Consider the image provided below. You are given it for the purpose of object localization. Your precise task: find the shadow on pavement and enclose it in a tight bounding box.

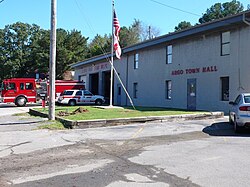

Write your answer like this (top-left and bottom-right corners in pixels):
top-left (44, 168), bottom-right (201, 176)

top-left (0, 120), bottom-right (46, 126)
top-left (0, 103), bottom-right (41, 108)
top-left (203, 122), bottom-right (250, 137)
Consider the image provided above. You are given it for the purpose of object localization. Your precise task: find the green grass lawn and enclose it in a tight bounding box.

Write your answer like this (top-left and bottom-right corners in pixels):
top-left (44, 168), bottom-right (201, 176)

top-left (36, 106), bottom-right (206, 121)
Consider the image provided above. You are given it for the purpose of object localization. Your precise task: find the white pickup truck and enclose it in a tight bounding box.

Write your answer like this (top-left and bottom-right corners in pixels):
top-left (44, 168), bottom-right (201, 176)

top-left (57, 90), bottom-right (105, 106)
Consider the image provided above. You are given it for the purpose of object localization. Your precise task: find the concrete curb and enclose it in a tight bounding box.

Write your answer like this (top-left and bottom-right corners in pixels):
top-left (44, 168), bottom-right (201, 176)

top-left (29, 109), bottom-right (224, 129)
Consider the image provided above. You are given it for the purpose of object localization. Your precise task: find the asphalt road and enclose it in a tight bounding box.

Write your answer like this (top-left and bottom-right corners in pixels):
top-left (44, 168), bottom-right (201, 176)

top-left (1, 112), bottom-right (250, 187)
top-left (0, 103), bottom-right (42, 116)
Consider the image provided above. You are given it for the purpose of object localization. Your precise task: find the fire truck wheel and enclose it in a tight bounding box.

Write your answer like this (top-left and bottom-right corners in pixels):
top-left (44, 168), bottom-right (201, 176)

top-left (68, 99), bottom-right (76, 106)
top-left (95, 99), bottom-right (103, 106)
top-left (15, 96), bottom-right (27, 107)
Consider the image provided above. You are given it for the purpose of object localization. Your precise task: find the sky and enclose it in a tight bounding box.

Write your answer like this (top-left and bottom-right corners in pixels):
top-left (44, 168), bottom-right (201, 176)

top-left (0, 0), bottom-right (249, 42)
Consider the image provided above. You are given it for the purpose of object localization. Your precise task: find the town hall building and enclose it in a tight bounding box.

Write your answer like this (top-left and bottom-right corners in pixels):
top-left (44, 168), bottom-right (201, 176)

top-left (72, 10), bottom-right (250, 113)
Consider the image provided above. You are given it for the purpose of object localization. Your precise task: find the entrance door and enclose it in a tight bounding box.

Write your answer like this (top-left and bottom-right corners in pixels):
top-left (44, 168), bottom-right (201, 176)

top-left (187, 79), bottom-right (196, 110)
top-left (102, 71), bottom-right (111, 98)
top-left (89, 73), bottom-right (99, 95)
top-left (117, 84), bottom-right (121, 106)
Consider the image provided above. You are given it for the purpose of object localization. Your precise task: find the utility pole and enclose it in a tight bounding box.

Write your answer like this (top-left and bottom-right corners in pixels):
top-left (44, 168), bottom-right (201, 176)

top-left (49, 0), bottom-right (57, 120)
top-left (148, 26), bottom-right (151, 40)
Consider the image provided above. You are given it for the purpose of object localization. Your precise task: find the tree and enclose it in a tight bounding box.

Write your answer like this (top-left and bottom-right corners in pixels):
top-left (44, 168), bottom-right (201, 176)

top-left (174, 21), bottom-right (193, 32)
top-left (120, 19), bottom-right (160, 43)
top-left (87, 19), bottom-right (161, 57)
top-left (87, 20), bottom-right (143, 57)
top-left (56, 29), bottom-right (88, 79)
top-left (0, 22), bottom-right (43, 80)
top-left (199, 0), bottom-right (244, 24)
top-left (87, 34), bottom-right (111, 58)
top-left (0, 22), bottom-right (89, 81)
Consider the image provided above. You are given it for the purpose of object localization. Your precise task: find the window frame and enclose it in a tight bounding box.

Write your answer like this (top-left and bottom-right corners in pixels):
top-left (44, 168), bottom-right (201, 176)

top-left (75, 91), bottom-right (83, 96)
top-left (221, 31), bottom-right (230, 56)
top-left (7, 82), bottom-right (16, 90)
top-left (165, 80), bottom-right (172, 100)
top-left (84, 90), bottom-right (93, 96)
top-left (166, 45), bottom-right (172, 64)
top-left (62, 91), bottom-right (74, 96)
top-left (134, 53), bottom-right (139, 69)
top-left (25, 82), bottom-right (33, 90)
top-left (133, 82), bottom-right (138, 99)
top-left (221, 77), bottom-right (229, 101)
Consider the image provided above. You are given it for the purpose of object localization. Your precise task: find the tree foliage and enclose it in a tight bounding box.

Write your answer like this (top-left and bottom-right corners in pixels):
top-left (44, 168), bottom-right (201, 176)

top-left (0, 22), bottom-right (88, 81)
top-left (0, 22), bottom-right (44, 80)
top-left (174, 0), bottom-right (245, 31)
top-left (0, 19), bottom-right (160, 81)
top-left (87, 34), bottom-right (111, 58)
top-left (87, 19), bottom-right (161, 57)
top-left (87, 19), bottom-right (142, 57)
top-left (56, 29), bottom-right (88, 79)
top-left (174, 21), bottom-right (193, 32)
top-left (199, 0), bottom-right (244, 24)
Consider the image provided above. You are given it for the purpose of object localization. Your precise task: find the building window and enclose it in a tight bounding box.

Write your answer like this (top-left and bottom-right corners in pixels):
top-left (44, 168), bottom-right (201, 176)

top-left (221, 31), bottom-right (230, 56)
top-left (133, 82), bottom-right (138, 98)
top-left (134, 53), bottom-right (139, 69)
top-left (221, 77), bottom-right (229, 101)
top-left (165, 80), bottom-right (172, 100)
top-left (166, 45), bottom-right (172, 64)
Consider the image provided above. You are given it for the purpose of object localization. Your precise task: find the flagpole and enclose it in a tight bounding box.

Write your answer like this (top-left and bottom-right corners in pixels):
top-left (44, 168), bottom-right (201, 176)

top-left (110, 0), bottom-right (114, 107)
top-left (109, 0), bottom-right (135, 110)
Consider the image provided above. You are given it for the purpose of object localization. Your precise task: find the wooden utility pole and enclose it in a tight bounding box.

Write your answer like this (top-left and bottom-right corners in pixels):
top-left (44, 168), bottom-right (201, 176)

top-left (49, 0), bottom-right (57, 120)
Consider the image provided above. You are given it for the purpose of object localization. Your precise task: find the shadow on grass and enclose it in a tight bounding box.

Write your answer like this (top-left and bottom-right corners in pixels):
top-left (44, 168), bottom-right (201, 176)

top-left (125, 106), bottom-right (203, 112)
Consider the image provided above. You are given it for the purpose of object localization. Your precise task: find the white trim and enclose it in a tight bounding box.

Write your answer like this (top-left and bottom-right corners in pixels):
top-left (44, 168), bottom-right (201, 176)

top-left (3, 96), bottom-right (36, 99)
top-left (53, 83), bottom-right (84, 86)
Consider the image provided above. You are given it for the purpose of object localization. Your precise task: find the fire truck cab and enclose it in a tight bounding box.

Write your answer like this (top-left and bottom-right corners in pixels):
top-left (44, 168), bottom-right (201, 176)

top-left (0, 78), bottom-right (85, 107)
top-left (0, 78), bottom-right (37, 107)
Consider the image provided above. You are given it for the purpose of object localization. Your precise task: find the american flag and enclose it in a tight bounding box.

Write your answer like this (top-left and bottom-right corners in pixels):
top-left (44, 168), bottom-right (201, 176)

top-left (113, 10), bottom-right (121, 59)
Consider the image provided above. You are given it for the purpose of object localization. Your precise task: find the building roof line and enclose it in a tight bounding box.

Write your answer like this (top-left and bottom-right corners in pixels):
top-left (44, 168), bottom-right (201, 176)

top-left (72, 10), bottom-right (250, 68)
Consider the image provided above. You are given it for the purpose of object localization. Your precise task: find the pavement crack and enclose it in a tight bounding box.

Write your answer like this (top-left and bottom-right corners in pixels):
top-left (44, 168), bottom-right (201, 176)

top-left (0, 141), bottom-right (31, 153)
top-left (60, 136), bottom-right (85, 144)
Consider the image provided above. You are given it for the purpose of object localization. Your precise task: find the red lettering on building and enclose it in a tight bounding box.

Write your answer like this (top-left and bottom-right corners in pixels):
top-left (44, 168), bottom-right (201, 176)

top-left (202, 66), bottom-right (217, 73)
top-left (172, 70), bottom-right (184, 75)
top-left (171, 66), bottom-right (218, 76)
top-left (186, 68), bottom-right (200, 74)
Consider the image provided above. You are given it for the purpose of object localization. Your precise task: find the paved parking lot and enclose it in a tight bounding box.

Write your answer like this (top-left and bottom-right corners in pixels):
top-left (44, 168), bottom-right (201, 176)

top-left (0, 103), bottom-right (42, 116)
top-left (1, 113), bottom-right (250, 187)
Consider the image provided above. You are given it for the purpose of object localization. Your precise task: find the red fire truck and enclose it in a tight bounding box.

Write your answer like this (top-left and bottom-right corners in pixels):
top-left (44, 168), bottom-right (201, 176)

top-left (0, 78), bottom-right (85, 107)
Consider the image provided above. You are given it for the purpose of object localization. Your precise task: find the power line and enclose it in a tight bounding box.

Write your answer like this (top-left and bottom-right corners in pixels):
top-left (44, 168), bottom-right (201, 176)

top-left (149, 0), bottom-right (201, 17)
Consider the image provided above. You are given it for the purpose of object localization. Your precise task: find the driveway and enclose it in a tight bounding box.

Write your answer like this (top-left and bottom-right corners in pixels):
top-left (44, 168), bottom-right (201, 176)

top-left (1, 116), bottom-right (250, 187)
top-left (0, 103), bottom-right (42, 116)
